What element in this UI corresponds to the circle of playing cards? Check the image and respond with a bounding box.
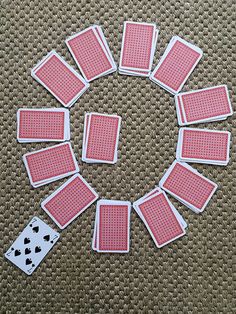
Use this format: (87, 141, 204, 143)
(6, 22, 233, 275)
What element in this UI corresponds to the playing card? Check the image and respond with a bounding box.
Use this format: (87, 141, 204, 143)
(150, 36, 203, 94)
(93, 25, 116, 67)
(118, 67, 151, 77)
(66, 25, 116, 82)
(31, 50, 89, 108)
(92, 204, 99, 251)
(82, 112, 121, 164)
(176, 128, 231, 165)
(82, 113, 117, 164)
(133, 187, 187, 230)
(175, 85, 233, 125)
(119, 21, 158, 74)
(23, 142, 79, 188)
(93, 200, 131, 253)
(17, 108, 70, 143)
(41, 173, 98, 229)
(133, 191, 186, 248)
(5, 216, 60, 275)
(159, 161, 217, 213)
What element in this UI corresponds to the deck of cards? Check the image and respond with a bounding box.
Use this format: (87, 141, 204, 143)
(82, 112, 121, 164)
(31, 51, 89, 108)
(159, 161, 218, 213)
(119, 21, 158, 77)
(176, 128, 231, 166)
(133, 188, 186, 248)
(92, 200, 131, 253)
(150, 36, 203, 94)
(23, 142, 79, 188)
(175, 85, 233, 125)
(17, 108, 70, 143)
(66, 25, 116, 82)
(5, 21, 233, 275)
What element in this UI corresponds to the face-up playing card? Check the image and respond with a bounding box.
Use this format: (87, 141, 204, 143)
(82, 112, 121, 164)
(17, 108, 70, 143)
(5, 216, 60, 275)
(41, 173, 98, 229)
(23, 142, 79, 188)
(92, 200, 131, 253)
(66, 25, 116, 82)
(119, 21, 158, 75)
(176, 128, 231, 165)
(175, 85, 233, 125)
(133, 191, 186, 248)
(159, 161, 217, 213)
(31, 50, 89, 108)
(150, 36, 203, 94)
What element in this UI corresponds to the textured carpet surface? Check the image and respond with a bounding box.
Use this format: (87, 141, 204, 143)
(1, 0, 236, 313)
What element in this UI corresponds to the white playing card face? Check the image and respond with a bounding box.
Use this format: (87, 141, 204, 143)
(5, 217, 60, 275)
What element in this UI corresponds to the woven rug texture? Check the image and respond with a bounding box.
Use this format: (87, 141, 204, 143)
(1, 0, 235, 313)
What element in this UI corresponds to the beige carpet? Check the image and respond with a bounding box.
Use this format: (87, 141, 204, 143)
(1, 0, 235, 313)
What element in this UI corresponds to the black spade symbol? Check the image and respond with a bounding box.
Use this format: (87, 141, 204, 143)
(43, 235, 50, 242)
(35, 246, 41, 253)
(32, 226, 39, 233)
(24, 237, 30, 244)
(25, 248, 31, 255)
(14, 250, 21, 256)
(25, 258, 32, 265)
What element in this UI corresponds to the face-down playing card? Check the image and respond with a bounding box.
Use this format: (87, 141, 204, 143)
(176, 128, 231, 165)
(92, 200, 131, 253)
(66, 25, 116, 82)
(133, 187, 187, 229)
(41, 174, 98, 229)
(82, 112, 121, 164)
(5, 216, 60, 275)
(31, 50, 89, 108)
(23, 142, 79, 188)
(175, 85, 233, 125)
(159, 161, 217, 213)
(17, 108, 70, 143)
(150, 36, 203, 94)
(133, 189, 186, 248)
(119, 21, 158, 76)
